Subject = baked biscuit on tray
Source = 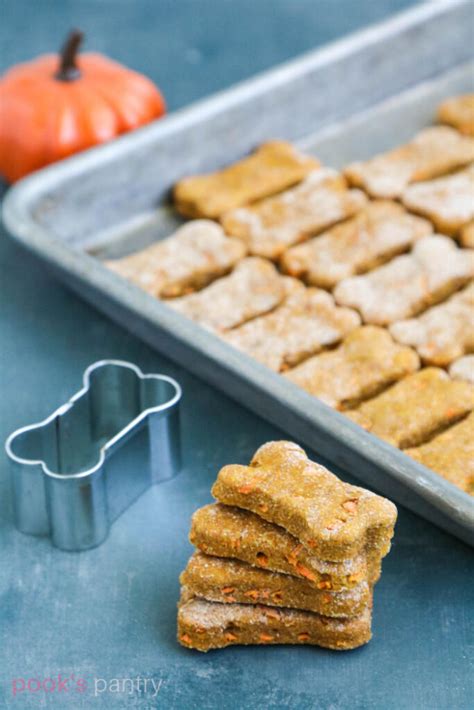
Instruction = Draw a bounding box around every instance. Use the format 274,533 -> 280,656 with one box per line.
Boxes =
437,94 -> 474,136
190,504 -> 384,590
168,257 -> 287,331
344,126 -> 474,198
180,552 -> 372,617
280,201 -> 432,289
211,441 -> 397,561
173,141 -> 319,218
221,168 -> 367,259
347,368 -> 474,449
285,326 -> 420,410
402,164 -> 474,236
389,283 -> 474,366
406,412 -> 474,495
333,235 -> 474,325
178,595 -> 372,651
105,220 -> 246,298
224,287 -> 360,371
449,355 -> 474,384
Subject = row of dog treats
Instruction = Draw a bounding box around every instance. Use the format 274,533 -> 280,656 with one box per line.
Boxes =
105,95 -> 474,494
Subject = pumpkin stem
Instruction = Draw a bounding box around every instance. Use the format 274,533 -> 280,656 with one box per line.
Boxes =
55,29 -> 84,81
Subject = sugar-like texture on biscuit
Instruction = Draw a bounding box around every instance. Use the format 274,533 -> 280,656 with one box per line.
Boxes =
344,126 -> 474,198
221,169 -> 368,259
280,201 -> 432,289
211,441 -> 397,561
168,257 -> 287,331
190,504 -> 384,591
449,355 -> 474,384
105,220 -> 246,298
180,552 -> 372,618
333,235 -> 474,325
178,595 -> 372,652
173,141 -> 319,218
285,326 -> 420,410
224,287 -> 360,371
406,412 -> 474,495
347,368 -> 474,449
402,165 -> 474,236
389,283 -> 474,366
437,94 -> 474,136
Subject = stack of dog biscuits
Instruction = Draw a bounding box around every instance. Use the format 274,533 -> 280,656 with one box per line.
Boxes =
178,441 -> 397,652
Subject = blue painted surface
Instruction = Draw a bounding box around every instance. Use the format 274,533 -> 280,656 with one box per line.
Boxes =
1,2 -> 473,708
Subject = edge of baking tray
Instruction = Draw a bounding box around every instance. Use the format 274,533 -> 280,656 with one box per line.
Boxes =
3,230 -> 473,544
2,0 -> 474,545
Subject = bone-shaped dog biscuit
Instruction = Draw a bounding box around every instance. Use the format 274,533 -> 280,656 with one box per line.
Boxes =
221,169 -> 367,259
211,441 -> 397,561
402,165 -> 474,236
105,220 -> 246,298
178,594 -> 372,651
180,552 -> 372,617
333,236 -> 474,325
190,504 -> 384,590
406,412 -> 474,495
285,326 -> 419,410
224,287 -> 360,371
389,283 -> 474,367
280,201 -> 432,289
169,257 -> 287,331
173,141 -> 319,218
347,368 -> 474,449
344,126 -> 474,198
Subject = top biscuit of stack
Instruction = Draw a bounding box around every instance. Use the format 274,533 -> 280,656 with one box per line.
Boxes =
212,441 -> 397,561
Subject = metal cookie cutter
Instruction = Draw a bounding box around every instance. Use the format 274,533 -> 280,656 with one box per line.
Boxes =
5,360 -> 181,551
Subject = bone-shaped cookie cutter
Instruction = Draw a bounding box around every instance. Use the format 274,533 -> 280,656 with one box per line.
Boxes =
5,360 -> 181,551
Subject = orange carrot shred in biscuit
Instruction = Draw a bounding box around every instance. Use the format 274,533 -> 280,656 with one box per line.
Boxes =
444,407 -> 459,419
244,590 -> 260,600
317,580 -> 332,590
295,564 -> 317,582
237,484 -> 255,494
256,552 -> 269,566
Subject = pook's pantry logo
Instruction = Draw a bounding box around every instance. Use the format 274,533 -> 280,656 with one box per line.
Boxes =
11,674 -> 163,699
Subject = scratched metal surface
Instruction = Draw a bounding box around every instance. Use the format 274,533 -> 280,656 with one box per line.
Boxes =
1,1 -> 473,709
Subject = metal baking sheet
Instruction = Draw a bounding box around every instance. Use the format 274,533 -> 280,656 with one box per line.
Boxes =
3,0 -> 474,546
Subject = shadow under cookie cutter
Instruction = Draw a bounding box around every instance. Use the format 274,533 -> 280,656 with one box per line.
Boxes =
5,360 -> 181,551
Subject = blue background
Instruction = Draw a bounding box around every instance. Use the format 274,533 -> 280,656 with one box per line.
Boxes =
1,2 -> 473,709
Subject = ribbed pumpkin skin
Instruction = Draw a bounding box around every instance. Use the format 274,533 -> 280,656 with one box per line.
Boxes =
0,53 -> 166,182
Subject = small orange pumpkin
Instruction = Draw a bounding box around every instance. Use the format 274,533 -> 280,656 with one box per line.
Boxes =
0,30 -> 166,182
